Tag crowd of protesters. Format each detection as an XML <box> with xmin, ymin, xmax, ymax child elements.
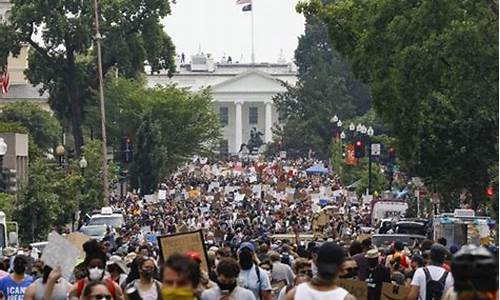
<box><xmin>0</xmin><ymin>158</ymin><xmax>495</xmax><ymax>300</ymax></box>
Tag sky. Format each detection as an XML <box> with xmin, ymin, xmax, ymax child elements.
<box><xmin>162</xmin><ymin>0</ymin><xmax>306</xmax><ymax>64</ymax></box>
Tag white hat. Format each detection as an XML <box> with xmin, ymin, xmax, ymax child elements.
<box><xmin>107</xmin><ymin>255</ymin><xmax>129</xmax><ymax>274</ymax></box>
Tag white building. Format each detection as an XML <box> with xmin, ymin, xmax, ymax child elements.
<box><xmin>147</xmin><ymin>54</ymin><xmax>298</xmax><ymax>154</ymax></box>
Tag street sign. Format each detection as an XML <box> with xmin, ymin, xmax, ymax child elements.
<box><xmin>279</xmin><ymin>151</ymin><xmax>287</xmax><ymax>159</ymax></box>
<box><xmin>371</xmin><ymin>143</ymin><xmax>381</xmax><ymax>156</ymax></box>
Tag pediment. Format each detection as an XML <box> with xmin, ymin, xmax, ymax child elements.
<box><xmin>210</xmin><ymin>70</ymin><xmax>286</xmax><ymax>93</ymax></box>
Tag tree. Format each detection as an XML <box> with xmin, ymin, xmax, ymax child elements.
<box><xmin>300</xmin><ymin>0</ymin><xmax>498</xmax><ymax>208</ymax></box>
<box><xmin>0</xmin><ymin>102</ymin><xmax>61</xmax><ymax>151</ymax></box>
<box><xmin>0</xmin><ymin>0</ymin><xmax>176</xmax><ymax>155</ymax></box>
<box><xmin>273</xmin><ymin>9</ymin><xmax>371</xmax><ymax>155</ymax></box>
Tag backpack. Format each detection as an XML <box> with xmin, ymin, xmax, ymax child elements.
<box><xmin>76</xmin><ymin>278</ymin><xmax>117</xmax><ymax>299</ymax></box>
<box><xmin>423</xmin><ymin>267</ymin><xmax>448</xmax><ymax>300</ymax></box>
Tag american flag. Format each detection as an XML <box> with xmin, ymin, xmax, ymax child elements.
<box><xmin>236</xmin><ymin>0</ymin><xmax>251</xmax><ymax>4</ymax></box>
<box><xmin>0</xmin><ymin>66</ymin><xmax>9</xmax><ymax>95</ymax></box>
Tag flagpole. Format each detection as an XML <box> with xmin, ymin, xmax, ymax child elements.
<box><xmin>251</xmin><ymin>0</ymin><xmax>255</xmax><ymax>65</ymax></box>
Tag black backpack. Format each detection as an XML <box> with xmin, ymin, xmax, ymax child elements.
<box><xmin>423</xmin><ymin>267</ymin><xmax>448</xmax><ymax>300</ymax></box>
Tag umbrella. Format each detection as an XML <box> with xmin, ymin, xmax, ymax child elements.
<box><xmin>305</xmin><ymin>164</ymin><xmax>329</xmax><ymax>175</ymax></box>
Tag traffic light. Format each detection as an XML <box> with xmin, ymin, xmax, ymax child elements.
<box><xmin>354</xmin><ymin>139</ymin><xmax>365</xmax><ymax>158</ymax></box>
<box><xmin>486</xmin><ymin>186</ymin><xmax>494</xmax><ymax>198</ymax></box>
<box><xmin>388</xmin><ymin>147</ymin><xmax>396</xmax><ymax>162</ymax></box>
<box><xmin>121</xmin><ymin>136</ymin><xmax>133</xmax><ymax>163</ymax></box>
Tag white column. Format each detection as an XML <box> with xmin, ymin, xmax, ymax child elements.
<box><xmin>265</xmin><ymin>101</ymin><xmax>273</xmax><ymax>143</ymax></box>
<box><xmin>235</xmin><ymin>100</ymin><xmax>243</xmax><ymax>151</ymax></box>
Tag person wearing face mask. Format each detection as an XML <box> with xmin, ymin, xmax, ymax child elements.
<box><xmin>201</xmin><ymin>258</ymin><xmax>255</xmax><ymax>300</ymax></box>
<box><xmin>237</xmin><ymin>242</ymin><xmax>272</xmax><ymax>300</ymax></box>
<box><xmin>338</xmin><ymin>258</ymin><xmax>358</xmax><ymax>280</ymax></box>
<box><xmin>69</xmin><ymin>240</ymin><xmax>124</xmax><ymax>300</ymax></box>
<box><xmin>161</xmin><ymin>254</ymin><xmax>200</xmax><ymax>300</ymax></box>
<box><xmin>0</xmin><ymin>255</ymin><xmax>34</xmax><ymax>300</ymax></box>
<box><xmin>106</xmin><ymin>256</ymin><xmax>129</xmax><ymax>290</ymax></box>
<box><xmin>124</xmin><ymin>257</ymin><xmax>161</xmax><ymax>300</ymax></box>
<box><xmin>364</xmin><ymin>249</ymin><xmax>390</xmax><ymax>300</ymax></box>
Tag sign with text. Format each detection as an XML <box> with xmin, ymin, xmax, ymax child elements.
<box><xmin>380</xmin><ymin>283</ymin><xmax>411</xmax><ymax>300</ymax></box>
<box><xmin>371</xmin><ymin>143</ymin><xmax>381</xmax><ymax>156</ymax></box>
<box><xmin>158</xmin><ymin>230</ymin><xmax>209</xmax><ymax>271</ymax></box>
<box><xmin>337</xmin><ymin>279</ymin><xmax>368</xmax><ymax>300</ymax></box>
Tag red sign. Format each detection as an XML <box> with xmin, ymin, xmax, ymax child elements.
<box><xmin>345</xmin><ymin>144</ymin><xmax>357</xmax><ymax>166</ymax></box>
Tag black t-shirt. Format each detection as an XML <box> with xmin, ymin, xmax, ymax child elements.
<box><xmin>365</xmin><ymin>265</ymin><xmax>391</xmax><ymax>300</ymax></box>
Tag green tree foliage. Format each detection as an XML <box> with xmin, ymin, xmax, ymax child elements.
<box><xmin>93</xmin><ymin>78</ymin><xmax>220</xmax><ymax>195</ymax></box>
<box><xmin>0</xmin><ymin>102</ymin><xmax>61</xmax><ymax>151</ymax></box>
<box><xmin>273</xmin><ymin>10</ymin><xmax>371</xmax><ymax>155</ymax></box>
<box><xmin>0</xmin><ymin>0</ymin><xmax>176</xmax><ymax>155</ymax></box>
<box><xmin>299</xmin><ymin>0</ymin><xmax>498</xmax><ymax>209</ymax></box>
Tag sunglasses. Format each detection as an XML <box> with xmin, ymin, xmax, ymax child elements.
<box><xmin>90</xmin><ymin>295</ymin><xmax>112</xmax><ymax>300</ymax></box>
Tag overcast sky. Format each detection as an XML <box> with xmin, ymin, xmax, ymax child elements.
<box><xmin>162</xmin><ymin>0</ymin><xmax>305</xmax><ymax>64</ymax></box>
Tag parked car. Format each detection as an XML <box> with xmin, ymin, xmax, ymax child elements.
<box><xmin>79</xmin><ymin>224</ymin><xmax>108</xmax><ymax>241</ymax></box>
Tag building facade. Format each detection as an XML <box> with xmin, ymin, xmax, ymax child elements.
<box><xmin>147</xmin><ymin>55</ymin><xmax>298</xmax><ymax>154</ymax></box>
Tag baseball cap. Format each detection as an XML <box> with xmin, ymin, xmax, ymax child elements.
<box><xmin>316</xmin><ymin>242</ymin><xmax>345</xmax><ymax>276</ymax></box>
<box><xmin>239</xmin><ymin>242</ymin><xmax>256</xmax><ymax>252</ymax></box>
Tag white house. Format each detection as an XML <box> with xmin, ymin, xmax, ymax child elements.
<box><xmin>146</xmin><ymin>54</ymin><xmax>298</xmax><ymax>154</ymax></box>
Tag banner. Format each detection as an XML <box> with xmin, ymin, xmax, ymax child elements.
<box><xmin>41</xmin><ymin>232</ymin><xmax>80</xmax><ymax>280</ymax></box>
<box><xmin>346</xmin><ymin>144</ymin><xmax>357</xmax><ymax>166</ymax></box>
<box><xmin>157</xmin><ymin>230</ymin><xmax>209</xmax><ymax>271</ymax></box>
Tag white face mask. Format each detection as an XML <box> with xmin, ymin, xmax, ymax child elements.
<box><xmin>88</xmin><ymin>267</ymin><xmax>105</xmax><ymax>281</ymax></box>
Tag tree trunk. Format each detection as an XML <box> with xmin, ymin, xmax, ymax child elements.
<box><xmin>66</xmin><ymin>50</ymin><xmax>84</xmax><ymax>156</ymax></box>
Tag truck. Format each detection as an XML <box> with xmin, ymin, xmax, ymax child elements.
<box><xmin>432</xmin><ymin>209</ymin><xmax>496</xmax><ymax>246</ymax></box>
<box><xmin>370</xmin><ymin>199</ymin><xmax>408</xmax><ymax>226</ymax></box>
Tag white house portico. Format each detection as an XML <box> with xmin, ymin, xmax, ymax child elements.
<box><xmin>147</xmin><ymin>54</ymin><xmax>297</xmax><ymax>154</ymax></box>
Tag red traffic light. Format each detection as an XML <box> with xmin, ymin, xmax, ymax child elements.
<box><xmin>486</xmin><ymin>186</ymin><xmax>494</xmax><ymax>197</ymax></box>
<box><xmin>389</xmin><ymin>147</ymin><xmax>396</xmax><ymax>155</ymax></box>
<box><xmin>355</xmin><ymin>140</ymin><xmax>363</xmax><ymax>147</ymax></box>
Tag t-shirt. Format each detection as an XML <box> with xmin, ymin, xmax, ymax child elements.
<box><xmin>238</xmin><ymin>265</ymin><xmax>272</xmax><ymax>299</ymax></box>
<box><xmin>411</xmin><ymin>266</ymin><xmax>454</xmax><ymax>300</ymax></box>
<box><xmin>0</xmin><ymin>275</ymin><xmax>34</xmax><ymax>300</ymax></box>
<box><xmin>201</xmin><ymin>286</ymin><xmax>256</xmax><ymax>300</ymax></box>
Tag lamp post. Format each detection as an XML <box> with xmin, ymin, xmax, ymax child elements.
<box><xmin>0</xmin><ymin>139</ymin><xmax>7</xmax><ymax>187</ymax></box>
<box><xmin>367</xmin><ymin>126</ymin><xmax>374</xmax><ymax>195</ymax></box>
<box><xmin>55</xmin><ymin>145</ymin><xmax>65</xmax><ymax>167</ymax></box>
<box><xmin>79</xmin><ymin>156</ymin><xmax>88</xmax><ymax>177</ymax></box>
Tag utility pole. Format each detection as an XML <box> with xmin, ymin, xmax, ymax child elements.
<box><xmin>93</xmin><ymin>0</ymin><xmax>109</xmax><ymax>205</ymax></box>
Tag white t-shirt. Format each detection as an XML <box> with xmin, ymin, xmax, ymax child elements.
<box><xmin>238</xmin><ymin>265</ymin><xmax>272</xmax><ymax>299</ymax></box>
<box><xmin>201</xmin><ymin>286</ymin><xmax>256</xmax><ymax>300</ymax></box>
<box><xmin>294</xmin><ymin>283</ymin><xmax>349</xmax><ymax>300</ymax></box>
<box><xmin>411</xmin><ymin>266</ymin><xmax>454</xmax><ymax>300</ymax></box>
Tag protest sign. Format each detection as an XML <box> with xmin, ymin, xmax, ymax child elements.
<box><xmin>158</xmin><ymin>230</ymin><xmax>209</xmax><ymax>271</ymax></box>
<box><xmin>42</xmin><ymin>231</ymin><xmax>80</xmax><ymax>280</ymax></box>
<box><xmin>65</xmin><ymin>232</ymin><xmax>90</xmax><ymax>258</ymax></box>
<box><xmin>158</xmin><ymin>189</ymin><xmax>167</xmax><ymax>201</ymax></box>
<box><xmin>381</xmin><ymin>283</ymin><xmax>411</xmax><ymax>300</ymax></box>
<box><xmin>336</xmin><ymin>279</ymin><xmax>368</xmax><ymax>300</ymax></box>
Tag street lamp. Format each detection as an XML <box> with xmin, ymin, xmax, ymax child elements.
<box><xmin>337</xmin><ymin>120</ymin><xmax>343</xmax><ymax>128</ymax></box>
<box><xmin>331</xmin><ymin>115</ymin><xmax>339</xmax><ymax>123</ymax></box>
<box><xmin>367</xmin><ymin>126</ymin><xmax>374</xmax><ymax>137</ymax></box>
<box><xmin>356</xmin><ymin>124</ymin><xmax>363</xmax><ymax>133</ymax></box>
<box><xmin>55</xmin><ymin>145</ymin><xmax>65</xmax><ymax>167</ymax></box>
<box><xmin>340</xmin><ymin>132</ymin><xmax>346</xmax><ymax>140</ymax></box>
<box><xmin>361</xmin><ymin>125</ymin><xmax>367</xmax><ymax>135</ymax></box>
<box><xmin>79</xmin><ymin>156</ymin><xmax>88</xmax><ymax>176</ymax></box>
<box><xmin>349</xmin><ymin>123</ymin><xmax>355</xmax><ymax>132</ymax></box>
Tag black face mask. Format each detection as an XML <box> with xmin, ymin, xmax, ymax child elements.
<box><xmin>141</xmin><ymin>269</ymin><xmax>154</xmax><ymax>280</ymax></box>
<box><xmin>217</xmin><ymin>281</ymin><xmax>237</xmax><ymax>293</ymax></box>
<box><xmin>340</xmin><ymin>268</ymin><xmax>357</xmax><ymax>279</ymax></box>
<box><xmin>368</xmin><ymin>258</ymin><xmax>379</xmax><ymax>269</ymax></box>
<box><xmin>13</xmin><ymin>264</ymin><xmax>26</xmax><ymax>275</ymax></box>
<box><xmin>300</xmin><ymin>270</ymin><xmax>313</xmax><ymax>278</ymax></box>
<box><xmin>239</xmin><ymin>251</ymin><xmax>254</xmax><ymax>270</ymax></box>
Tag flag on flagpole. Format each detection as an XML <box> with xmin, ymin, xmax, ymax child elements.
<box><xmin>236</xmin><ymin>0</ymin><xmax>251</xmax><ymax>4</ymax></box>
<box><xmin>242</xmin><ymin>4</ymin><xmax>252</xmax><ymax>11</ymax></box>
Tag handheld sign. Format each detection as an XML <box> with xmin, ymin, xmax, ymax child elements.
<box><xmin>336</xmin><ymin>279</ymin><xmax>368</xmax><ymax>300</ymax></box>
<box><xmin>380</xmin><ymin>283</ymin><xmax>411</xmax><ymax>300</ymax></box>
<box><xmin>157</xmin><ymin>230</ymin><xmax>209</xmax><ymax>271</ymax></box>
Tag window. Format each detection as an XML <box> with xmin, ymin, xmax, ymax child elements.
<box><xmin>219</xmin><ymin>140</ymin><xmax>229</xmax><ymax>154</ymax></box>
<box><xmin>249</xmin><ymin>107</ymin><xmax>258</xmax><ymax>124</ymax></box>
<box><xmin>219</xmin><ymin>107</ymin><xmax>228</xmax><ymax>126</ymax></box>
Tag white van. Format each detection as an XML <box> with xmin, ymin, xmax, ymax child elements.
<box><xmin>87</xmin><ymin>207</ymin><xmax>124</xmax><ymax>229</ymax></box>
